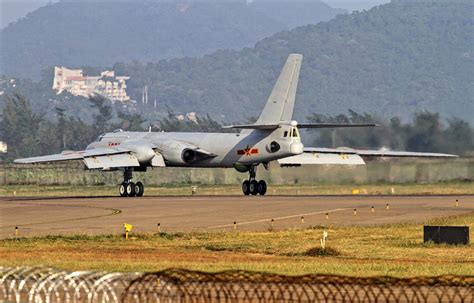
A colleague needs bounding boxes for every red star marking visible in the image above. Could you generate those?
[237,145,259,156]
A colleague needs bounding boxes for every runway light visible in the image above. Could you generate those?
[124,223,133,240]
[157,223,161,233]
[386,203,390,210]
[325,213,329,220]
[191,186,197,196]
[233,221,237,230]
[371,206,375,212]
[15,226,18,236]
[271,219,274,229]
[320,230,328,249]
[353,209,357,215]
[455,199,459,207]
[301,216,304,223]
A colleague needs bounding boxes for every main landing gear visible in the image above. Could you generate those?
[119,168,145,197]
[242,165,267,196]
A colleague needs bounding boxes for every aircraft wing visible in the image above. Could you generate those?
[278,152,365,166]
[222,124,280,130]
[278,147,457,166]
[303,147,457,158]
[14,147,141,169]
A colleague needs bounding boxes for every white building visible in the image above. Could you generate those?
[52,67,130,102]
[0,141,7,153]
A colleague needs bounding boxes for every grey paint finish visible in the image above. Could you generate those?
[14,54,456,171]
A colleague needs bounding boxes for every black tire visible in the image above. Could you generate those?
[249,180,259,195]
[135,182,144,197]
[242,180,250,195]
[119,182,127,197]
[258,180,267,196]
[126,182,136,197]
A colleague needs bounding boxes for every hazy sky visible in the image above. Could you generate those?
[0,0,390,29]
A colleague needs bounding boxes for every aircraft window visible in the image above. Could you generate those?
[95,134,105,142]
[283,131,288,138]
[292,128,298,138]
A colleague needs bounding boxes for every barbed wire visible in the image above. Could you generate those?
[1,266,473,303]
[0,266,139,303]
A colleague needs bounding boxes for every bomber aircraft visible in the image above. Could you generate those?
[15,54,456,197]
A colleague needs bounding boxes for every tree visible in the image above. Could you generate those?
[0,94,43,158]
[114,111,146,131]
[406,112,444,152]
[55,107,67,150]
[89,95,113,135]
[443,118,474,154]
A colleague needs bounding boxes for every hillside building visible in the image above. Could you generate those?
[52,67,130,102]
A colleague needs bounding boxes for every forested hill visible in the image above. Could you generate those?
[116,0,472,124]
[0,0,344,79]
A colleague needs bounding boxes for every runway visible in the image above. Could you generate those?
[0,195,472,238]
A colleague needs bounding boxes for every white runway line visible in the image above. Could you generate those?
[207,208,349,229]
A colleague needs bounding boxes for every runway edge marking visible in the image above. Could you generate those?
[207,208,349,229]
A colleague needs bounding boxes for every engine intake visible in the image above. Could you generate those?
[267,141,281,153]
[182,149,197,163]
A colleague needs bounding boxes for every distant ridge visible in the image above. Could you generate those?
[114,0,472,123]
[0,0,344,78]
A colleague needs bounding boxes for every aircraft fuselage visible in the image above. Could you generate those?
[86,126,304,169]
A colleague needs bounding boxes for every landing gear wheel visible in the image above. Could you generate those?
[242,180,250,195]
[249,180,259,195]
[126,182,136,197]
[119,182,127,197]
[258,180,267,196]
[135,182,144,197]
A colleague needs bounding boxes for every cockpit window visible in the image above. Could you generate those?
[288,127,299,138]
[95,134,105,142]
[292,128,298,138]
[283,131,288,138]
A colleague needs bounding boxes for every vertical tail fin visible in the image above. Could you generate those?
[256,54,303,124]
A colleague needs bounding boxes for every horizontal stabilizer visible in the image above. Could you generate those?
[222,124,279,130]
[222,122,378,130]
[298,123,378,129]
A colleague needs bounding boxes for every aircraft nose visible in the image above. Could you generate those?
[290,142,304,155]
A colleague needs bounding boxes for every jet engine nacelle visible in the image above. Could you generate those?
[159,140,200,165]
[124,143,156,164]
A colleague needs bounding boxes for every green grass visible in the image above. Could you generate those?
[2,181,474,197]
[1,212,473,277]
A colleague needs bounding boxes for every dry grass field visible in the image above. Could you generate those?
[1,212,472,277]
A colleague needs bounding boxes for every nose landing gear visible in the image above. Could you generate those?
[242,165,267,196]
[119,168,145,197]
